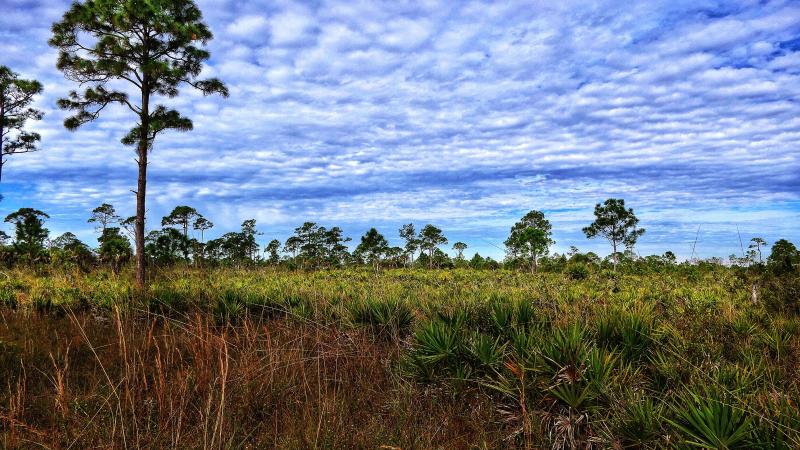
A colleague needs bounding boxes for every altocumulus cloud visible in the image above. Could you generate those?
[0,0,799,258]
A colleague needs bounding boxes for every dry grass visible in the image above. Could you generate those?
[0,307,504,449]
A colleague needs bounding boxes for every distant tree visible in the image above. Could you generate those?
[432,248,453,268]
[399,223,419,267]
[418,225,447,269]
[484,256,501,270]
[662,251,677,265]
[190,216,213,266]
[51,232,94,270]
[518,228,551,273]
[728,254,738,265]
[767,239,799,275]
[193,216,213,243]
[288,222,351,268]
[417,248,452,269]
[284,236,301,259]
[385,246,405,268]
[505,210,554,273]
[51,0,228,288]
[265,239,281,264]
[240,219,262,262]
[452,242,468,260]
[98,227,132,274]
[120,216,137,240]
[321,226,351,268]
[586,252,601,265]
[145,228,189,265]
[748,237,768,264]
[546,253,568,271]
[0,65,43,182]
[52,232,82,250]
[355,228,389,271]
[293,222,322,266]
[470,252,486,269]
[203,237,224,262]
[88,203,120,234]
[162,206,201,239]
[4,208,49,263]
[161,206,203,260]
[582,199,645,270]
[204,220,261,265]
[0,230,9,246]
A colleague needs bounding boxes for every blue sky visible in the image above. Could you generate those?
[1,0,799,260]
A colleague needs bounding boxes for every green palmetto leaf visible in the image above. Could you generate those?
[412,320,461,366]
[668,391,754,449]
[541,324,588,374]
[490,300,513,333]
[468,332,507,368]
[549,381,593,410]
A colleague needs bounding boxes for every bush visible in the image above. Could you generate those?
[348,297,414,337]
[760,273,800,314]
[596,307,655,362]
[668,388,755,449]
[567,263,590,280]
[404,320,465,380]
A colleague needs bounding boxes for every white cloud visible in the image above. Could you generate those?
[226,15,269,41]
[270,8,314,46]
[378,17,433,51]
[1,0,799,258]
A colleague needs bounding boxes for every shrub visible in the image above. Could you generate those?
[348,297,414,337]
[613,390,664,447]
[567,263,590,280]
[541,323,588,374]
[596,307,655,362]
[760,273,800,314]
[406,320,464,379]
[489,300,514,335]
[668,388,755,449]
[467,332,506,373]
[214,289,245,323]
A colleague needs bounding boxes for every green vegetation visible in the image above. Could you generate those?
[1,265,798,448]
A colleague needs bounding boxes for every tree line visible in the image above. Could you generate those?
[2,200,798,277]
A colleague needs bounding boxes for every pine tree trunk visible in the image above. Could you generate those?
[611,240,618,271]
[135,153,147,288]
[135,87,150,290]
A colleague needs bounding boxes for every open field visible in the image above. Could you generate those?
[1,267,799,448]
[4,0,800,448]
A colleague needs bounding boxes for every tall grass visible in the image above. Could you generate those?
[0,266,798,448]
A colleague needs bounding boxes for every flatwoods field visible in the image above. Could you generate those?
[1,266,799,449]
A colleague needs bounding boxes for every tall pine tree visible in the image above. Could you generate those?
[50,0,228,288]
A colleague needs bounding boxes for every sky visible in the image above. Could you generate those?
[1,0,799,260]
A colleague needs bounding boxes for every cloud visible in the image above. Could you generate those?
[270,8,315,46]
[226,15,270,42]
[1,0,799,260]
[379,17,433,51]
